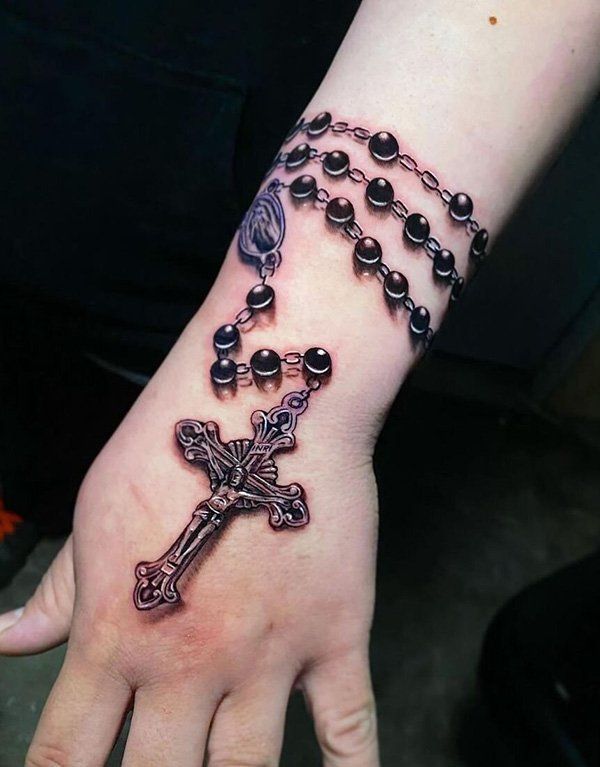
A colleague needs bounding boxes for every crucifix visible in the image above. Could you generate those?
[133,389,311,610]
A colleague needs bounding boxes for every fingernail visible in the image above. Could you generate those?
[0,607,24,634]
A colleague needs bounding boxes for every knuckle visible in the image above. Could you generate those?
[25,743,69,767]
[317,699,377,758]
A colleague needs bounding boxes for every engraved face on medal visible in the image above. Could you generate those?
[238,184,285,269]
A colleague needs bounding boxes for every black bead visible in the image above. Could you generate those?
[326,197,354,225]
[433,249,455,279]
[250,349,281,378]
[285,143,310,169]
[210,358,237,386]
[404,213,430,244]
[366,177,394,208]
[449,192,473,221]
[354,237,382,266]
[246,284,274,310]
[470,229,489,258]
[213,323,239,351]
[410,306,430,335]
[285,118,305,143]
[368,131,399,162]
[451,277,465,302]
[323,150,349,177]
[384,271,409,301]
[307,111,332,137]
[304,347,332,377]
[290,175,317,199]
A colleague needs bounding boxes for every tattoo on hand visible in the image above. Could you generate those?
[133,111,490,610]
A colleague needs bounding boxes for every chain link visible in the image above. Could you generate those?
[234,306,254,326]
[259,251,280,282]
[391,199,408,220]
[352,126,371,140]
[236,362,251,376]
[330,120,349,133]
[348,167,369,183]
[424,236,442,256]
[314,187,330,207]
[398,153,419,172]
[421,170,439,191]
[282,351,303,366]
[267,178,287,194]
[343,220,363,240]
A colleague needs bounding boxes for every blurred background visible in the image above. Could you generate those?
[0,3,599,765]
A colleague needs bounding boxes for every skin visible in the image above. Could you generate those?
[0,1,599,764]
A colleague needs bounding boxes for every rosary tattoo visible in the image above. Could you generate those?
[133,111,489,610]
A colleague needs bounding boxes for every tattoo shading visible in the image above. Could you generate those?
[133,391,312,610]
[133,110,488,610]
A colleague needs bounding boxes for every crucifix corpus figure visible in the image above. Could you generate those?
[133,389,311,610]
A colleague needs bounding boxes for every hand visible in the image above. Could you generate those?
[0,365,380,766]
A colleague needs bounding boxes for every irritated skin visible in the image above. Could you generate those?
[1,2,599,765]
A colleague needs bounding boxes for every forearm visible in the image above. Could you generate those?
[145,0,599,446]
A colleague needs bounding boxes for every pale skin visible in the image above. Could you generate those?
[1,2,599,765]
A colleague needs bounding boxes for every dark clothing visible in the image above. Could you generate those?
[0,1,359,529]
[1,0,360,373]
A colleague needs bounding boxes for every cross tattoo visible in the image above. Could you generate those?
[133,390,311,610]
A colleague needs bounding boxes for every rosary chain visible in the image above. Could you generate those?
[288,113,487,238]
[283,144,464,290]
[280,181,437,349]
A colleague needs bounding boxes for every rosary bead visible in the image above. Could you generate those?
[213,323,239,351]
[285,143,310,169]
[383,270,409,301]
[449,192,473,221]
[326,197,355,225]
[410,306,430,335]
[368,131,399,162]
[210,358,237,386]
[246,283,274,310]
[366,177,394,208]
[404,213,430,244]
[323,150,349,177]
[303,347,332,377]
[354,236,382,266]
[250,349,281,378]
[307,111,332,137]
[433,249,455,278]
[470,228,489,259]
[290,174,317,199]
[451,277,465,301]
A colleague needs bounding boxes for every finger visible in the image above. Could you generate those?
[206,674,292,766]
[26,648,131,766]
[0,535,75,655]
[302,649,379,767]
[122,681,218,767]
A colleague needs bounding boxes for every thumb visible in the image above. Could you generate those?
[0,535,75,655]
